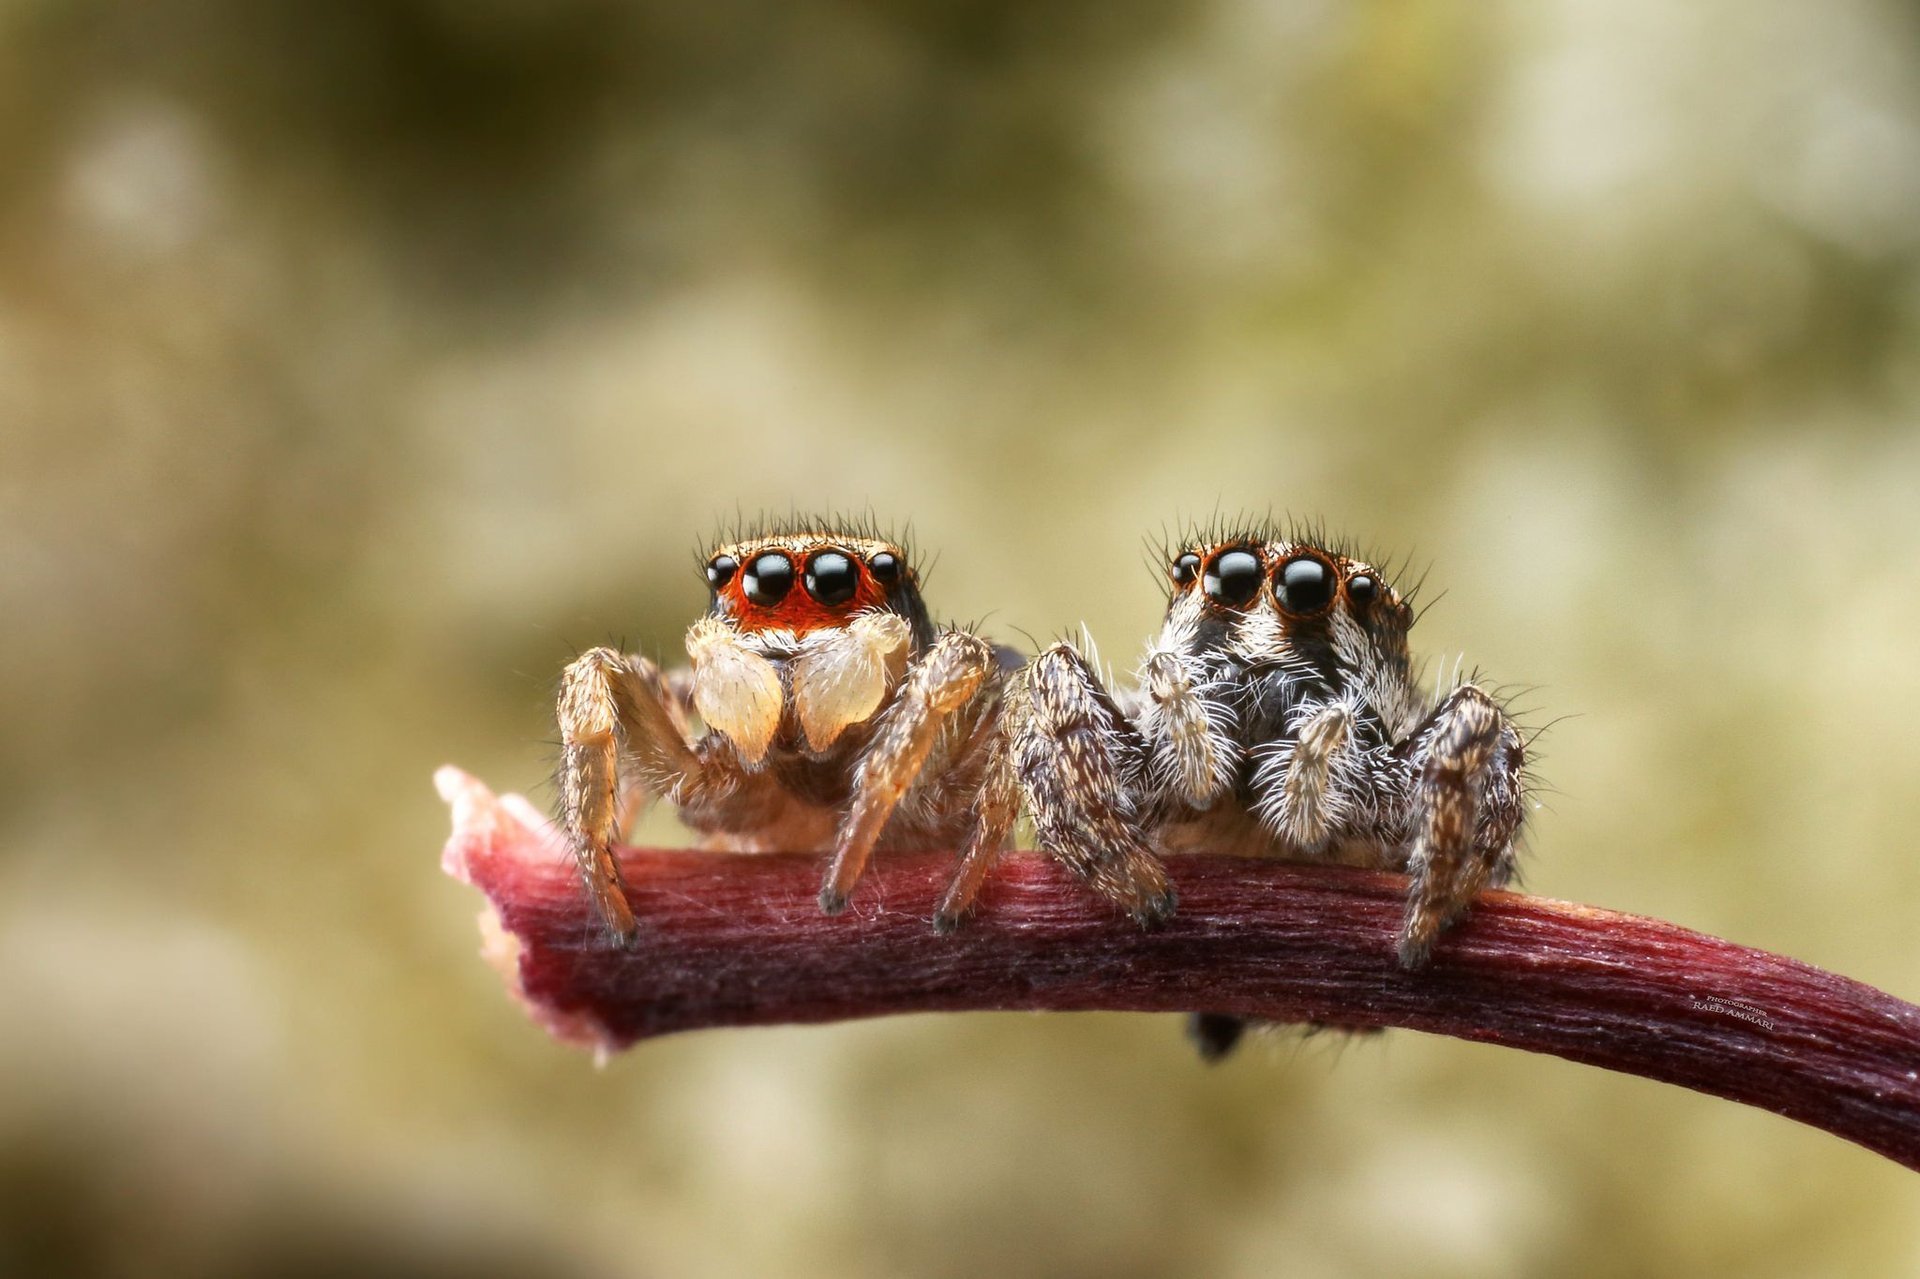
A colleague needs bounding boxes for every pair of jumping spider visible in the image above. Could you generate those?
[556,519,1529,1049]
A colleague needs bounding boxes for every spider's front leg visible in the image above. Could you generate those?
[1398,683,1527,968]
[1018,644,1177,926]
[818,630,999,914]
[556,647,706,943]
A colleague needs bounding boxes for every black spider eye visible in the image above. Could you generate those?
[1203,549,1264,607]
[1347,574,1377,606]
[1277,556,1335,613]
[868,551,902,586]
[705,555,738,590]
[1170,553,1202,587]
[742,552,794,606]
[805,550,860,606]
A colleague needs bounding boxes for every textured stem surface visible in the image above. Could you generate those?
[437,767,1920,1171]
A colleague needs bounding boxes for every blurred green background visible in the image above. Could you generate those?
[6,0,1920,1275]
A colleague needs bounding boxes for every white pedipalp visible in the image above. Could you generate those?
[1136,594,1241,807]
[1250,688,1371,850]
[687,615,785,766]
[789,609,912,751]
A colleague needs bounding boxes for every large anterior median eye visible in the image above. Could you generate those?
[1203,548,1263,607]
[1276,555,1335,613]
[805,549,860,605]
[743,552,794,606]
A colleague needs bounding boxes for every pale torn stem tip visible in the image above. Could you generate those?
[438,765,621,1055]
[435,764,570,881]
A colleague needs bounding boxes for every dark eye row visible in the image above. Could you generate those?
[1170,547,1375,614]
[707,548,901,607]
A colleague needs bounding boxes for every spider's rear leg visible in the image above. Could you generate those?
[1020,644,1177,927]
[1399,683,1527,968]
[818,632,997,914]
[932,685,1023,932]
[557,648,704,943]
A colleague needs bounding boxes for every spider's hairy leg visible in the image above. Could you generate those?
[1251,698,1363,850]
[818,631,997,914]
[1399,683,1527,968]
[1139,647,1235,809]
[1020,644,1177,927]
[932,684,1024,932]
[556,647,704,943]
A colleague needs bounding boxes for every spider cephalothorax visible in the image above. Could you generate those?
[556,521,1019,941]
[976,521,1531,1053]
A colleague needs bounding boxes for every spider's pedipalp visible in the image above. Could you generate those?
[686,616,784,767]
[1137,599,1241,810]
[1254,698,1359,850]
[790,610,912,752]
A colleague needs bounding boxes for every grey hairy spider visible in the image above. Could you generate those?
[555,519,1020,941]
[941,522,1532,1056]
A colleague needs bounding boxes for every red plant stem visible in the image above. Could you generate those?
[438,768,1920,1171]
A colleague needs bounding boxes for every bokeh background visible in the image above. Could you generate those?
[6,0,1920,1275]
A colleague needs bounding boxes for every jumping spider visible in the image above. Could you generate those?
[556,521,1020,941]
[994,524,1530,1053]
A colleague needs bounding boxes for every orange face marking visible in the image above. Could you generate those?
[708,538,900,635]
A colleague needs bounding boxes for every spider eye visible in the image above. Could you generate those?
[1203,549,1264,607]
[868,551,902,586]
[1347,574,1377,606]
[706,555,738,590]
[805,550,860,606]
[742,552,794,606]
[1276,556,1335,613]
[1170,553,1202,587]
